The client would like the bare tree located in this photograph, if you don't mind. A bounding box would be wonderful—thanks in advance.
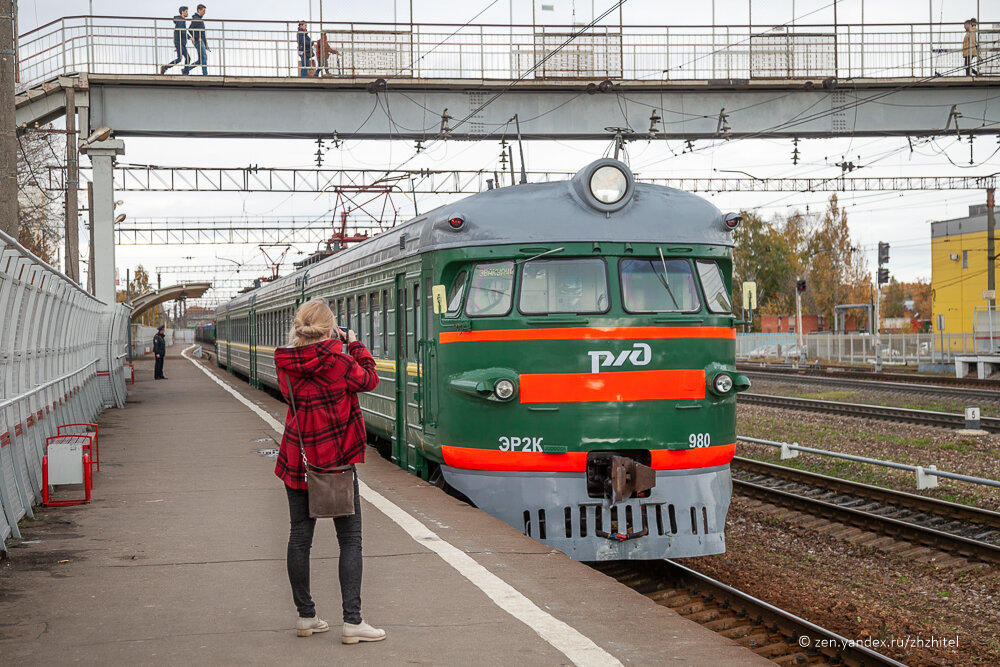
[16,127,65,264]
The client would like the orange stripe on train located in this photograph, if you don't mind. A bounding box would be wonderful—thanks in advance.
[438,326,735,344]
[441,443,736,472]
[519,369,706,404]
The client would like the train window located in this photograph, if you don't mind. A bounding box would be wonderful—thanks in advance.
[412,282,420,356]
[519,258,608,314]
[620,258,701,313]
[368,292,376,352]
[381,289,389,356]
[695,260,733,314]
[445,270,467,318]
[357,294,367,347]
[465,261,515,317]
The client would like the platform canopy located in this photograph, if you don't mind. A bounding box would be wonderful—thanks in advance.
[129,282,212,322]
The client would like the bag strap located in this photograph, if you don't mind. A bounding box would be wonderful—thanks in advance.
[285,376,310,477]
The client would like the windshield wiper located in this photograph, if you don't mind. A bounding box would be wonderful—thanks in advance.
[656,247,680,309]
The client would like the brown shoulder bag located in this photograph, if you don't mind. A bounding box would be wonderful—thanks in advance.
[286,377,356,518]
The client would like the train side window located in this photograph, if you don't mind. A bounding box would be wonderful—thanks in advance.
[412,282,420,357]
[381,289,389,356]
[368,291,378,353]
[519,258,608,314]
[695,260,733,314]
[465,261,515,317]
[346,296,353,331]
[445,270,467,318]
[357,294,367,347]
[620,258,701,313]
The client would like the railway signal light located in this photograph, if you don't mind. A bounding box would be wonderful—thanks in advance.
[796,279,806,293]
[878,241,889,265]
[878,267,890,285]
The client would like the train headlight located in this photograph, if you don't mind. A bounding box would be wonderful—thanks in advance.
[494,379,516,401]
[713,374,734,394]
[590,165,628,205]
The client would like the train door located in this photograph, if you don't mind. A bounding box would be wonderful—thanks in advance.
[225,314,232,373]
[392,274,407,467]
[248,301,259,388]
[418,275,437,432]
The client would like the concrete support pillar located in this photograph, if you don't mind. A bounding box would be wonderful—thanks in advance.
[80,139,124,305]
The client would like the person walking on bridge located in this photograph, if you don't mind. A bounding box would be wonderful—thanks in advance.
[153,325,167,380]
[160,6,189,74]
[963,18,980,76]
[275,299,386,644]
[183,4,209,75]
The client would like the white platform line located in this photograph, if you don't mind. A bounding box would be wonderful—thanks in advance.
[182,346,621,667]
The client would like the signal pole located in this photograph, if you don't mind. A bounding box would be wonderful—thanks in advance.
[876,242,890,373]
[795,277,804,349]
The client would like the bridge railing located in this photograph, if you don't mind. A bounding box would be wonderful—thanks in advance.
[0,230,129,554]
[16,16,999,91]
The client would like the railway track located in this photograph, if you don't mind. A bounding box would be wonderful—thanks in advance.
[739,392,1000,432]
[737,362,998,389]
[732,457,1000,565]
[743,369,1000,403]
[593,559,906,667]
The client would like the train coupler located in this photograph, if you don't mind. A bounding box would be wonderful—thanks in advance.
[586,453,656,504]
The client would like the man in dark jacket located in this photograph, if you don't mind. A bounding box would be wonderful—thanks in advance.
[153,325,167,380]
[183,4,208,75]
[296,21,313,77]
[160,6,189,74]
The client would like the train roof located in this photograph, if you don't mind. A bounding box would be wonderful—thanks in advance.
[217,159,733,315]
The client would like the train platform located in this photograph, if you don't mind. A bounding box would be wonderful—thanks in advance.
[0,347,768,666]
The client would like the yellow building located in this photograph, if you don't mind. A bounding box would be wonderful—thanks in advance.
[931,204,999,345]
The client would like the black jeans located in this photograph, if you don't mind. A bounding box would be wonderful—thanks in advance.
[165,39,189,69]
[154,355,164,378]
[285,472,363,623]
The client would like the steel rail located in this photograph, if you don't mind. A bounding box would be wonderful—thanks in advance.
[742,369,1000,402]
[732,457,1000,564]
[594,560,907,667]
[739,392,1000,432]
[737,362,999,388]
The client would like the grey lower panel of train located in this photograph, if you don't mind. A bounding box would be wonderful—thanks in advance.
[440,465,731,560]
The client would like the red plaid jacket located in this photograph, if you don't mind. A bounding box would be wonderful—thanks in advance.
[275,338,379,489]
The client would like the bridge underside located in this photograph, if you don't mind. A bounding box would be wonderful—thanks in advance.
[19,74,1000,140]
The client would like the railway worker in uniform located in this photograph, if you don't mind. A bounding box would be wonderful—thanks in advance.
[160,6,189,75]
[274,298,385,644]
[296,21,314,77]
[183,4,208,75]
[153,325,167,380]
[963,18,980,76]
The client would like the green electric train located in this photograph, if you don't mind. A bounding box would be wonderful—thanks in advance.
[215,158,750,560]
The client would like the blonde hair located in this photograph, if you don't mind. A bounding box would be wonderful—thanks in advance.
[287,298,335,347]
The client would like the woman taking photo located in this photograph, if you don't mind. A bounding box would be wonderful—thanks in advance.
[274,298,385,644]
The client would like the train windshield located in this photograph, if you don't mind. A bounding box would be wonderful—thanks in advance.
[465,261,515,317]
[620,258,701,313]
[695,260,733,314]
[519,259,609,314]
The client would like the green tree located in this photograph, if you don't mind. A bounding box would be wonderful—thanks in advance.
[883,279,905,318]
[733,210,801,328]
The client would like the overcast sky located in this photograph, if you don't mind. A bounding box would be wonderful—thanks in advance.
[16,0,999,301]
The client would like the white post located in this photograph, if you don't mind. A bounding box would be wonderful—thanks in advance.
[875,279,882,372]
[81,139,125,305]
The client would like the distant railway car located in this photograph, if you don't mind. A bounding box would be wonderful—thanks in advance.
[215,159,750,560]
[194,322,216,345]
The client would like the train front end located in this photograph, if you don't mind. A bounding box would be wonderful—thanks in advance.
[425,160,750,561]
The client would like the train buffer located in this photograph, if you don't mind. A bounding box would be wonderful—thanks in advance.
[1,350,769,666]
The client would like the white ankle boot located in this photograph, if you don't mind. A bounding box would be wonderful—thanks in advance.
[296,616,330,637]
[341,620,386,644]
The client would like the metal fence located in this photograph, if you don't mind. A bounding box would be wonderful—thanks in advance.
[738,332,975,365]
[0,230,130,554]
[15,15,1000,90]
